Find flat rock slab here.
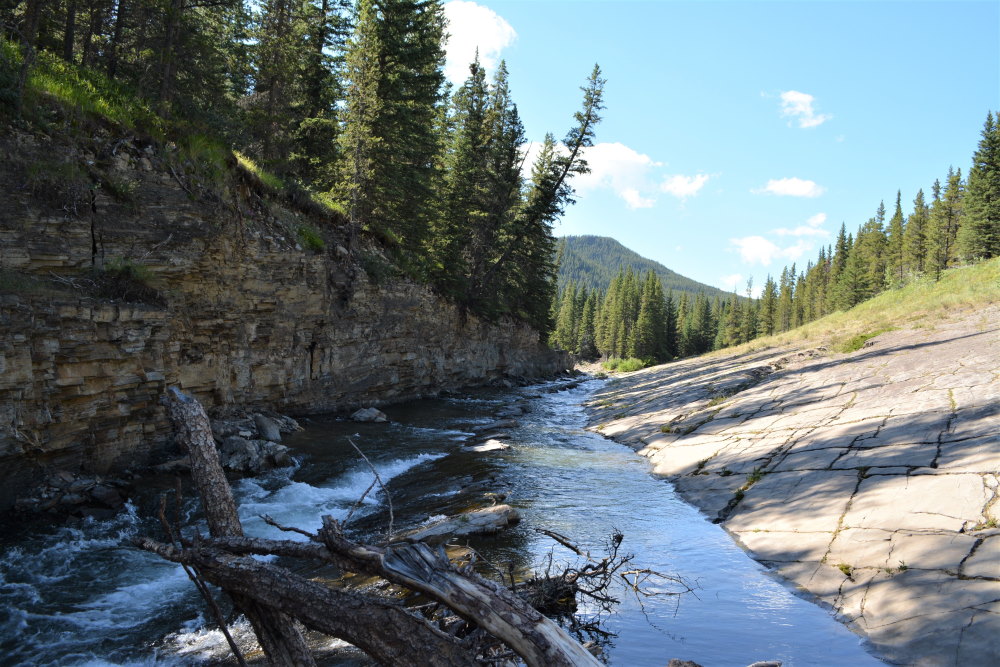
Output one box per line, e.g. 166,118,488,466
587,306,1000,667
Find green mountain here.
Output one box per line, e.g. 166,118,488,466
556,235,732,299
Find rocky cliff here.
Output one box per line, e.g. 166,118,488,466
0,130,566,510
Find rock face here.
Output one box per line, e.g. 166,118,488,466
0,133,568,510
588,307,1000,667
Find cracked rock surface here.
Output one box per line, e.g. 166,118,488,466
587,307,1000,666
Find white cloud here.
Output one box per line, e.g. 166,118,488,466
730,236,812,266
806,212,826,227
731,236,781,265
720,273,744,291
660,174,710,199
754,177,826,198
573,142,662,209
442,1,516,83
779,90,831,128
520,140,708,209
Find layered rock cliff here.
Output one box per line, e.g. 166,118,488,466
0,129,566,510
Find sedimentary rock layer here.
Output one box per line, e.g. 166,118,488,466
0,135,564,509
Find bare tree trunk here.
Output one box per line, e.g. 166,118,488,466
63,0,78,62
162,388,316,667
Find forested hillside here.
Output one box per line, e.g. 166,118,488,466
0,0,603,335
551,113,1000,365
556,235,732,299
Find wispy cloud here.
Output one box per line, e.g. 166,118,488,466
730,236,812,266
573,142,662,209
660,174,710,199
754,177,826,198
779,90,831,128
442,1,516,83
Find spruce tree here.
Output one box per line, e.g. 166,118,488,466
338,0,447,274
903,189,930,275
758,276,778,337
958,112,1000,260
926,168,965,277
885,191,906,287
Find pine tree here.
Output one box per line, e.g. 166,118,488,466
926,168,965,278
338,0,447,274
903,189,930,275
577,289,600,360
885,191,906,287
663,290,678,359
835,229,865,309
758,276,778,337
958,112,1000,260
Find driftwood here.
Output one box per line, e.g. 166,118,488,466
145,387,602,666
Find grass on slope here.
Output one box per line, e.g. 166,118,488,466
726,258,1000,357
2,38,345,220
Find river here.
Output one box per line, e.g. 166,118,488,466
0,378,885,666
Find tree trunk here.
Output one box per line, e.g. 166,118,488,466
162,388,316,667
63,0,78,62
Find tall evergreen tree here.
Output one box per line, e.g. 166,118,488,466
958,112,1000,260
926,168,965,277
885,191,906,287
903,189,930,275
338,0,447,273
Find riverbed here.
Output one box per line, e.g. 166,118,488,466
0,379,885,666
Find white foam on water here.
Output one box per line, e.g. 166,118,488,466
236,452,445,540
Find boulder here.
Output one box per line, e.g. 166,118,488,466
351,407,388,423
254,414,283,442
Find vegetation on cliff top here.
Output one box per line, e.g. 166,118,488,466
2,0,603,336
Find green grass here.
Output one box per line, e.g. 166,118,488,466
5,37,163,137
234,151,285,191
835,327,897,353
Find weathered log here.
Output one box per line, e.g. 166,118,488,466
162,388,316,667
151,387,603,666
135,538,474,666
201,525,603,667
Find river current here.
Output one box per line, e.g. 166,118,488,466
0,379,884,666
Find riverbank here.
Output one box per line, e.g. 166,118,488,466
586,305,1000,667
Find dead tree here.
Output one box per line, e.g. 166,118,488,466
145,387,602,666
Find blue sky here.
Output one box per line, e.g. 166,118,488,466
441,0,1000,294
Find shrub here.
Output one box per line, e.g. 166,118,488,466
602,357,647,372
296,224,325,251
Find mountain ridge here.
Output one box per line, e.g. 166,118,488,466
556,235,732,299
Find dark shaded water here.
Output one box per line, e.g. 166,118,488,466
0,379,884,666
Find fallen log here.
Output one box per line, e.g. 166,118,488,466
145,388,602,666
162,387,314,666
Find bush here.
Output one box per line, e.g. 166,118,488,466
93,258,165,306
602,357,647,372
296,224,325,251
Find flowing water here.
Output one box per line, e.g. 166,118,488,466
0,379,885,666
